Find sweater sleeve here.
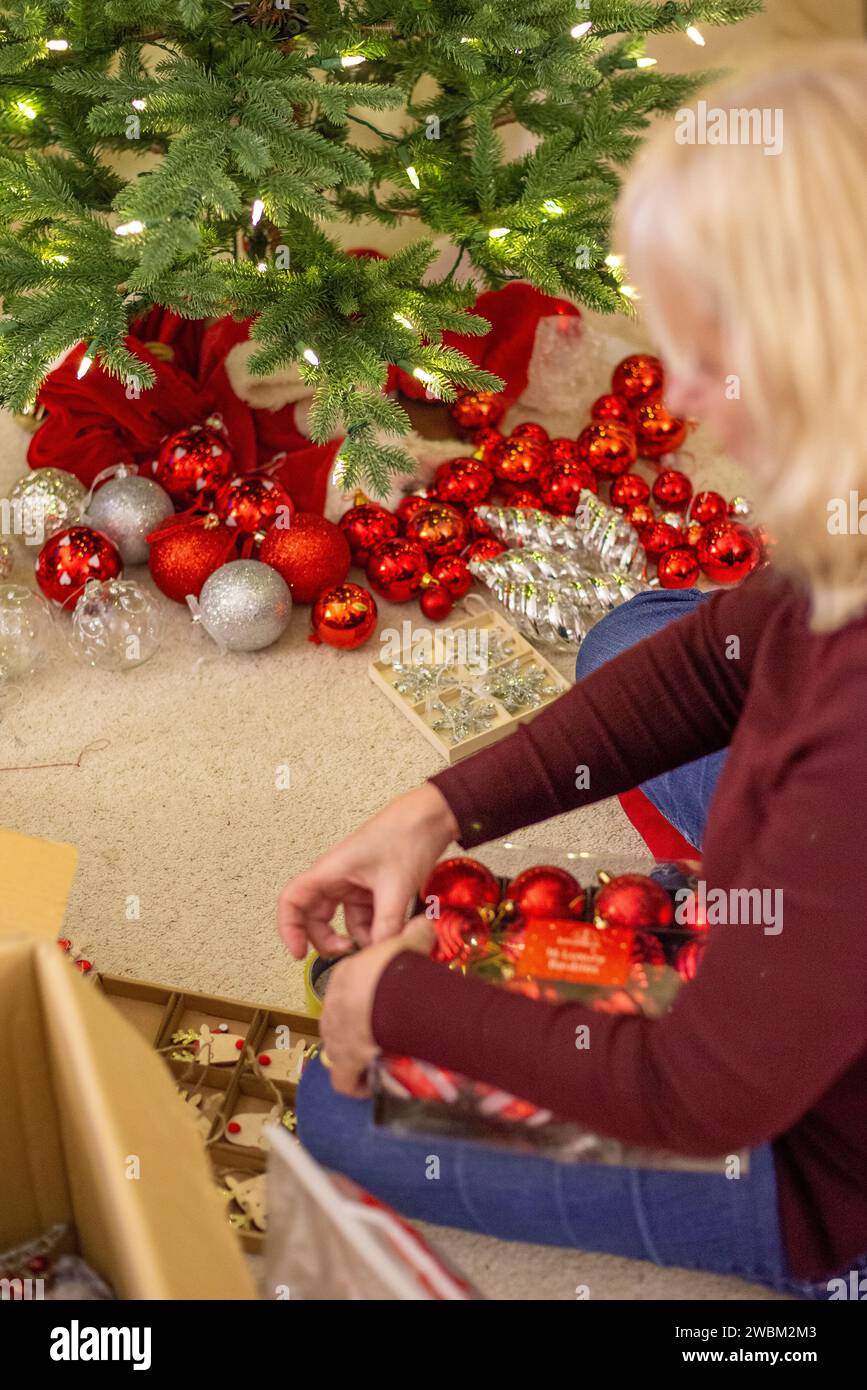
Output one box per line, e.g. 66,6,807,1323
373,653,867,1156
430,570,784,847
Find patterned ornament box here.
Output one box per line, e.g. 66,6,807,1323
368,607,571,764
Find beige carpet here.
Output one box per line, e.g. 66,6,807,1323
0,312,789,1300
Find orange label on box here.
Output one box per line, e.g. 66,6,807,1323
514,919,635,986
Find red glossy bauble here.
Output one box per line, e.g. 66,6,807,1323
591,392,635,424
538,461,596,515
576,421,637,478
469,509,496,541
309,582,378,650
365,537,428,602
471,426,505,461
422,857,501,913
465,537,506,563
611,354,665,406
625,502,656,530
510,421,549,445
657,546,700,589
640,521,683,559
634,402,687,459
151,423,234,507
147,515,237,603
502,487,545,509
338,500,399,565
431,553,472,598
404,502,467,558
595,873,674,930
652,469,692,512
259,512,351,603
214,474,295,540
689,490,729,526
505,865,585,921
675,940,706,981
490,437,548,484
547,437,580,464
395,494,429,529
610,472,651,510
432,457,494,509
696,521,760,585
431,905,490,965
450,390,506,433
36,525,123,608
419,580,454,622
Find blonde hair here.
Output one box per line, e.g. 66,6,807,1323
617,44,867,631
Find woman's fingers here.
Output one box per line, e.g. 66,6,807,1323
277,875,352,960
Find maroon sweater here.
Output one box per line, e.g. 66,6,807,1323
372,573,867,1281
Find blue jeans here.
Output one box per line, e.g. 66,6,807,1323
575,588,726,850
296,591,835,1296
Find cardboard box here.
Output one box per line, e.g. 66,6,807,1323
0,828,256,1299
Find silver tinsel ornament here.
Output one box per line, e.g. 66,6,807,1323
70,578,161,671
85,473,174,565
468,561,649,651
5,469,86,549
0,541,14,580
476,490,647,580
190,559,292,652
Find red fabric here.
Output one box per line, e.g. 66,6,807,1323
29,309,338,514
372,570,867,1281
394,282,580,402
618,788,699,859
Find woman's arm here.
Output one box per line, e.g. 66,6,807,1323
432,570,783,847
373,651,867,1155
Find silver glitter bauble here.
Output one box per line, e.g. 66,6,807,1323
0,541,14,580
85,474,174,565
6,469,86,549
194,559,292,652
70,578,162,671
0,583,55,680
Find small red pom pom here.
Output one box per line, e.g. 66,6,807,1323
227,1121,242,1134
258,1054,271,1066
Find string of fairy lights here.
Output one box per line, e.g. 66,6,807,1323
10,19,710,395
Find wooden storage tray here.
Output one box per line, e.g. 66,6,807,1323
368,608,570,764
96,974,320,1252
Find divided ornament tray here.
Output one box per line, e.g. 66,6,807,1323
95,973,320,1252
368,608,570,764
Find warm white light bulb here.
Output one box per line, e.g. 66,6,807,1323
46,39,69,51
302,348,320,367
132,98,146,111
115,219,145,237
605,254,623,268
77,353,93,380
15,101,37,119
488,227,510,239
412,368,435,385
49,253,69,265
393,313,414,330
542,199,564,216
686,26,705,47
340,55,365,67
251,198,265,226
620,284,639,300
636,57,657,69
405,165,420,190
256,260,267,273
570,22,593,38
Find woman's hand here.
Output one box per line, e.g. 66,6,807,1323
277,783,459,960
319,917,435,1097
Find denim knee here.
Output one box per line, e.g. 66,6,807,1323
576,589,708,681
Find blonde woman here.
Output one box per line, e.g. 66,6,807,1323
279,47,867,1296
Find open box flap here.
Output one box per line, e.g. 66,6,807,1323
0,828,78,942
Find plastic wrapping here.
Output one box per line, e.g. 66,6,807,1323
373,847,743,1174
262,1126,479,1300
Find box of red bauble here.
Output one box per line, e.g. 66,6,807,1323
372,846,726,1170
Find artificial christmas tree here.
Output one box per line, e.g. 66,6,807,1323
0,0,758,493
